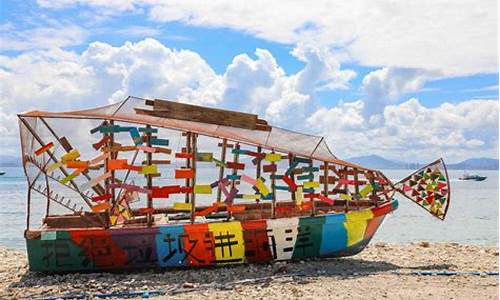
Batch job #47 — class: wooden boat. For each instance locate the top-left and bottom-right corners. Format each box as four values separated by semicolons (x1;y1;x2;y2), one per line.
18;97;451;272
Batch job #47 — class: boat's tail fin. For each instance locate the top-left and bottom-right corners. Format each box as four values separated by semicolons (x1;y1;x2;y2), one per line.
394;158;450;220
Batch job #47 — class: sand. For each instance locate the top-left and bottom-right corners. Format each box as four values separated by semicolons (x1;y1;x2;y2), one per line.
0;242;498;299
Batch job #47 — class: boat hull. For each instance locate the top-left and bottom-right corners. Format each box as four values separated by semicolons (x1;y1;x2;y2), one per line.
26;200;398;272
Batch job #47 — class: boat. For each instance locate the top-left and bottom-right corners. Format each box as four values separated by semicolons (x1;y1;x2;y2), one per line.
17;96;451;272
459;173;487;181
0;171;5;175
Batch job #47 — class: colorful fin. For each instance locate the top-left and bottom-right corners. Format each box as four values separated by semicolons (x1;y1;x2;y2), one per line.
395;158;450;220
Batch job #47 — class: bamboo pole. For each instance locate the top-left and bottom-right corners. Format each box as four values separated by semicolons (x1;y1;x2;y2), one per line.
216;138;227;203
146;125;153;226
190;133;197;223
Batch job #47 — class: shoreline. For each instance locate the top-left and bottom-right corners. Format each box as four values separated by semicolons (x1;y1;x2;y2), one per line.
1;242;498;299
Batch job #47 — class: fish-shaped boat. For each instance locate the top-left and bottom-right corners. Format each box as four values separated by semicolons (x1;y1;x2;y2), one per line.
18;96;451;272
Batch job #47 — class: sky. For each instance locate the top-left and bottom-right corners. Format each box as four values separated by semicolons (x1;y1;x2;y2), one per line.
0;0;498;163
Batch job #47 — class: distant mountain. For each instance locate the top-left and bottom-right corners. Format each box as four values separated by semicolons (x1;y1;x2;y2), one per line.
347;155;407;169
346;155;498;170
0;155;21;167
447;158;499;170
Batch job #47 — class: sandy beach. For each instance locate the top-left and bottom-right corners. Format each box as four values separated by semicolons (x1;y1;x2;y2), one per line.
0;242;497;299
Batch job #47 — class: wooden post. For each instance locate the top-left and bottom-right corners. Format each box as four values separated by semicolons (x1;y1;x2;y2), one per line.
216;138;227;203
323;162;329;197
44;173;51;218
190;133;197;223
271;150;277;219
309;160;315;216
26;187;32;232
109;120;117;213
184;132;192;204
146;125;153;226
343;167;349;212
288;153;296;202
230;143;240;191
353;168;360;211
103;120;112;227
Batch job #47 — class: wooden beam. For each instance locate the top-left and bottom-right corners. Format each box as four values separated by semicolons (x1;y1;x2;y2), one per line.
190;133;198;223
146;125;153;227
216;138;227;203
136;98;271;131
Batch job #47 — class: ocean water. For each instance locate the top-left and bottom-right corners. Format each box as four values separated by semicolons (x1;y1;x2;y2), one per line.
0;167;497;249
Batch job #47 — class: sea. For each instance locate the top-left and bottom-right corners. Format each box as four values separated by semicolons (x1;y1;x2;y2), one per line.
0;167;497;250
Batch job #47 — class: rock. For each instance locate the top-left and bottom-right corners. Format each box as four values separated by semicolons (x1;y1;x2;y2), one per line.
419;241;430;248
182;282;195;288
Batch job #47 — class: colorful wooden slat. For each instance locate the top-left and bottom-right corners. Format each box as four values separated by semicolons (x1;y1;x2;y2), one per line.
91;194;112;202
92;136;111;150
138;207;155;214
226;161;245;170
66;161;89;169
294;157;312;164
196;152;213;162
150;138;169;146
295;186;304;205
226;174;241;180
46;161;63;173
262;164;277;173
175;152;193;159
61;149;80;163
338;179;367;185
285;161;299;176
319;175;336;184
80;172;111;191
240;174;257;186
60;169;82;184
212;157;226;167
91;201;111;212
317;194;335;205
303;181;320;188
360;184;374;198
264;153;282;162
123;165;142;171
175;168;195;179
138;127;158;133
282;175;297;191
297;174;314;181
108;183;151;194
225;187;238;205
34;142;54;156
194;185;212;194
274;185;290;191
255;178;270;196
227;205;246;213
139;164;158;175
129;128;142;145
173;202;192;211
107;159;127;171
242;194;261;199
302;166;319;172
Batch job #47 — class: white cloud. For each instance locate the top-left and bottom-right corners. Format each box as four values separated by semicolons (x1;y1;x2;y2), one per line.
307;98;499;162
0;22;87;51
361;67;438;117
0;38;497;162
34;0;498;76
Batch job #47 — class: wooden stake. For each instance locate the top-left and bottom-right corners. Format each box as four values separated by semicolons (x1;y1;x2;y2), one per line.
216;138;227;203
353;168;360;211
309;160;315;216
271;150;277;219
44;173;50;218
323;162;329;197
190;133;197;223
288;153;296;202
146;125;153;226
184;132;192;204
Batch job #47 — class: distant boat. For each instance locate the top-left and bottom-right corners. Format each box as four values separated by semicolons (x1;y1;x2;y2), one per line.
459;173;487;181
0;171;5;176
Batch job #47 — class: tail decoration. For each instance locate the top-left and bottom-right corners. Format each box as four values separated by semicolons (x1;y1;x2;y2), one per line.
395;158;450;220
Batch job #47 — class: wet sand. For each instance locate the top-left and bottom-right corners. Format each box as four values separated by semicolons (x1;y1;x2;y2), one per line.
0;242;498;299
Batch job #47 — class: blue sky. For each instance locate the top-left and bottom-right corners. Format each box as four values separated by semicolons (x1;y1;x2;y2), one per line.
0;0;498;162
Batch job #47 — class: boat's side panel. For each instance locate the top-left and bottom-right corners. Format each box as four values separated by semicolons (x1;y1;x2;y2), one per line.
26;200;398;272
